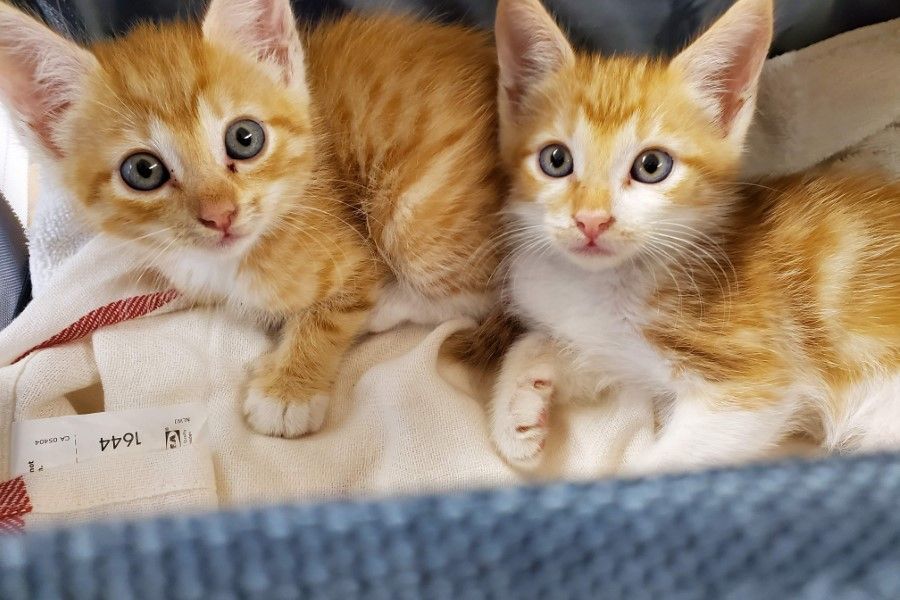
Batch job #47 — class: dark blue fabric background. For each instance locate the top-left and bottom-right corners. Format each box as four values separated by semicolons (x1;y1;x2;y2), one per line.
0;195;28;331
17;0;900;55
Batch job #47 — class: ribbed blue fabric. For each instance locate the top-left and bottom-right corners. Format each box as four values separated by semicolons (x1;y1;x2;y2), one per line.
2;453;899;599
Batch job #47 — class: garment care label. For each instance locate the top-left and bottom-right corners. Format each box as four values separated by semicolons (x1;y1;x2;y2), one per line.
9;402;207;476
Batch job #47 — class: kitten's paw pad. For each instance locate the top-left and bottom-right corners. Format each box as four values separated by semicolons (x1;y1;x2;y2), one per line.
244;389;329;438
515;407;548;434
532;379;552;391
492;376;554;468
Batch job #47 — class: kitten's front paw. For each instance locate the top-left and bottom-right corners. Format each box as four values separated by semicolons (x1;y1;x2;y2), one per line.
491;367;554;468
244;386;329;438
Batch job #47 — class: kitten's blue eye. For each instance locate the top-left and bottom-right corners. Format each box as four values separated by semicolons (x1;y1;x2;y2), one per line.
225;119;266;160
538;143;573;178
120;152;170;191
631;149;673;184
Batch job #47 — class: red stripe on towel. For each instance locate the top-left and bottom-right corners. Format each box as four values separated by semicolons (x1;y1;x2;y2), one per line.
0;477;31;533
13;289;180;364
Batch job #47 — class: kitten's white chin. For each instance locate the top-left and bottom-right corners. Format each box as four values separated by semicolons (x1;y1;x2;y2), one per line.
565;254;623;271
201;227;261;256
559;243;631;272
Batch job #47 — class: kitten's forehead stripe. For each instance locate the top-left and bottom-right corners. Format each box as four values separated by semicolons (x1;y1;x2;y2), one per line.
91;23;207;123
573;58;663;131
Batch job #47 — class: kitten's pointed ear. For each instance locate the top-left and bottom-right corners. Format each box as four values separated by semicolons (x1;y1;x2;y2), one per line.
495;0;574;119
671;0;773;145
202;0;307;93
0;4;98;158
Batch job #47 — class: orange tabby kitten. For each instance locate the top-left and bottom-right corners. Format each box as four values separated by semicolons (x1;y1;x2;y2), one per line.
491;0;900;472
0;0;503;437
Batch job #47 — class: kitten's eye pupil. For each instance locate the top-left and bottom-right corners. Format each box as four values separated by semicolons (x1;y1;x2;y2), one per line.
630;149;674;184
538;143;574;178
550;147;566;168
136;159;154;179
236;127;253;147
225;119;266;160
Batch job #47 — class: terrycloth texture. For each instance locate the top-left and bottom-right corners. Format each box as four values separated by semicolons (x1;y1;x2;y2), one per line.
26;173;93;296
744;18;900;179
2;19;898;524
2;452;900;599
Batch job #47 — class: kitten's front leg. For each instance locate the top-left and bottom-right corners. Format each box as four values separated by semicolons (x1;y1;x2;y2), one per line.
244;293;374;438
625;392;793;475
490;332;564;467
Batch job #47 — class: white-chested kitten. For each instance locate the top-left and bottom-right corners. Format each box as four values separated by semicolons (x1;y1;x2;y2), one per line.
490;0;900;473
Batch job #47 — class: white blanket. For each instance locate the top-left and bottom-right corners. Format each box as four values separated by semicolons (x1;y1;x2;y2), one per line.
2;18;898;525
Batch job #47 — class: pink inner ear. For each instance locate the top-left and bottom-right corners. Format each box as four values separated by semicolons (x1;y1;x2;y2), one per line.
715;33;770;132
495;8;530;108
0;7;97;159
257;34;293;85
502;32;535;108
204;0;302;86
34;84;76;157
253;5;287;65
0;54;63;156
672;0;774;137
496;5;572;114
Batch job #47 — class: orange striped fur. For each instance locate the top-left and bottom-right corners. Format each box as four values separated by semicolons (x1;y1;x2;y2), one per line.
0;0;504;437
490;0;900;471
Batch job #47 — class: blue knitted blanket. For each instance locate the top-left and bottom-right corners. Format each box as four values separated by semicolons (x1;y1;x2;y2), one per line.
2;453;898;599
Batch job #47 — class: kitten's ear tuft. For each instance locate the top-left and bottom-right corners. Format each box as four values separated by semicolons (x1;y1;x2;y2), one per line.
0;4;98;158
671;0;773;145
202;0;306;91
494;0;574;119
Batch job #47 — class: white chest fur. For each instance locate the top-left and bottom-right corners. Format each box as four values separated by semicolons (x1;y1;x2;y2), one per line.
509;251;673;390
157;247;263;312
365;281;492;333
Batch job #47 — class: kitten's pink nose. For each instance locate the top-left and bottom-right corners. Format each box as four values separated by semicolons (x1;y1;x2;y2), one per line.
574;211;615;241
198;205;236;233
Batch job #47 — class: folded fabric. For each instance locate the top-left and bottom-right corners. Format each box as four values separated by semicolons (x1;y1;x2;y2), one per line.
0;236;654;524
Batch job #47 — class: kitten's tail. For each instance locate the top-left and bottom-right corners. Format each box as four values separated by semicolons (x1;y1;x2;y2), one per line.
444;305;524;370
